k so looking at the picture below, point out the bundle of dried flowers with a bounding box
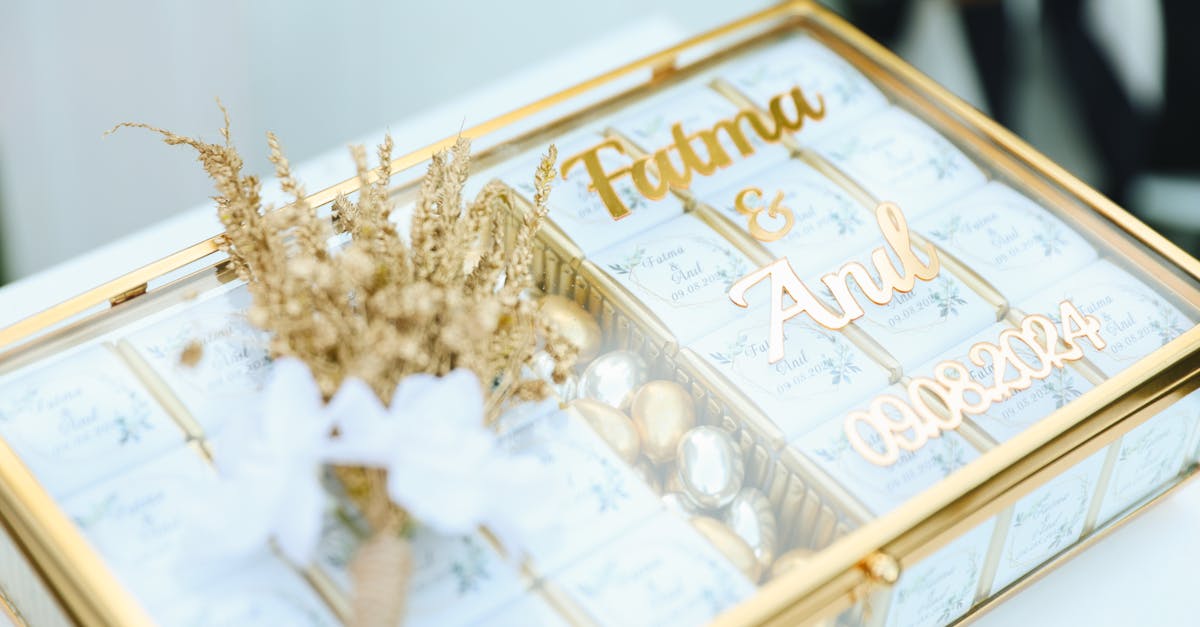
[110,106,575,626]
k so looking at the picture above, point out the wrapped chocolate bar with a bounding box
[552,514,755,627]
[590,214,754,344]
[987,451,1107,595]
[705,159,883,276]
[689,317,891,440]
[496,406,661,572]
[120,283,272,437]
[0,344,187,497]
[910,322,1098,445]
[881,519,997,627]
[793,383,982,517]
[157,558,339,627]
[1015,260,1193,377]
[489,128,685,256]
[403,526,531,627]
[915,182,1098,301]
[812,107,987,217]
[720,35,888,141]
[60,446,217,606]
[1093,391,1200,525]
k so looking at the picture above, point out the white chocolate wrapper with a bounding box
[989,449,1106,594]
[794,383,981,516]
[884,517,997,627]
[824,253,998,372]
[122,283,272,437]
[1095,392,1200,524]
[552,514,755,627]
[591,214,755,344]
[492,128,685,256]
[497,409,660,573]
[606,82,792,198]
[61,445,218,605]
[1017,259,1194,377]
[813,107,986,218]
[911,322,1096,445]
[707,158,882,276]
[405,525,529,627]
[479,591,570,627]
[722,35,888,141]
[155,557,338,627]
[0,344,186,497]
[916,182,1097,302]
[689,317,891,440]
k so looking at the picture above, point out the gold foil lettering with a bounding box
[728,202,939,363]
[845,301,1106,465]
[563,86,825,219]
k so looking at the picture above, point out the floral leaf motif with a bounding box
[830,67,864,102]
[1148,299,1186,345]
[1045,370,1083,408]
[712,245,750,291]
[829,204,863,236]
[929,214,963,243]
[450,537,492,594]
[711,333,749,366]
[607,246,645,276]
[931,281,967,319]
[115,391,155,445]
[619,186,646,212]
[1032,225,1066,257]
[926,144,961,180]
[821,342,861,386]
[812,433,851,463]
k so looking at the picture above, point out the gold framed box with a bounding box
[1,2,1199,626]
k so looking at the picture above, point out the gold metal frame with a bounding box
[1,2,1198,625]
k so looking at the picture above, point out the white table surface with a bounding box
[0,16,1195,627]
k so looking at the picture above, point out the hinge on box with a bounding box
[650,56,677,82]
[109,283,148,307]
[215,259,238,284]
[860,551,900,585]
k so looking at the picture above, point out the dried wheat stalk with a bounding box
[111,104,573,625]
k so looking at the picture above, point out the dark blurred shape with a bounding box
[839,0,1200,211]
[1042,0,1145,206]
[1152,1,1200,176]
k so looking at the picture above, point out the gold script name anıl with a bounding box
[561,86,826,220]
[728,202,940,364]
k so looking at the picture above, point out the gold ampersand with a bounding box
[735,187,795,242]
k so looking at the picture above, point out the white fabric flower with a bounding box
[187,358,337,565]
[326,369,559,553]
[186,358,558,569]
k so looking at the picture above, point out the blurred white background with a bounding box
[0,0,778,280]
[2,0,1189,284]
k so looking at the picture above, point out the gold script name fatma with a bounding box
[560,86,826,220]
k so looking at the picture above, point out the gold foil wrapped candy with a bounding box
[570,399,640,464]
[634,460,662,493]
[630,380,696,463]
[675,425,744,508]
[538,295,603,363]
[578,351,648,410]
[722,487,777,571]
[691,516,762,582]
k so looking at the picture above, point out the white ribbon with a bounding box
[187,358,556,566]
